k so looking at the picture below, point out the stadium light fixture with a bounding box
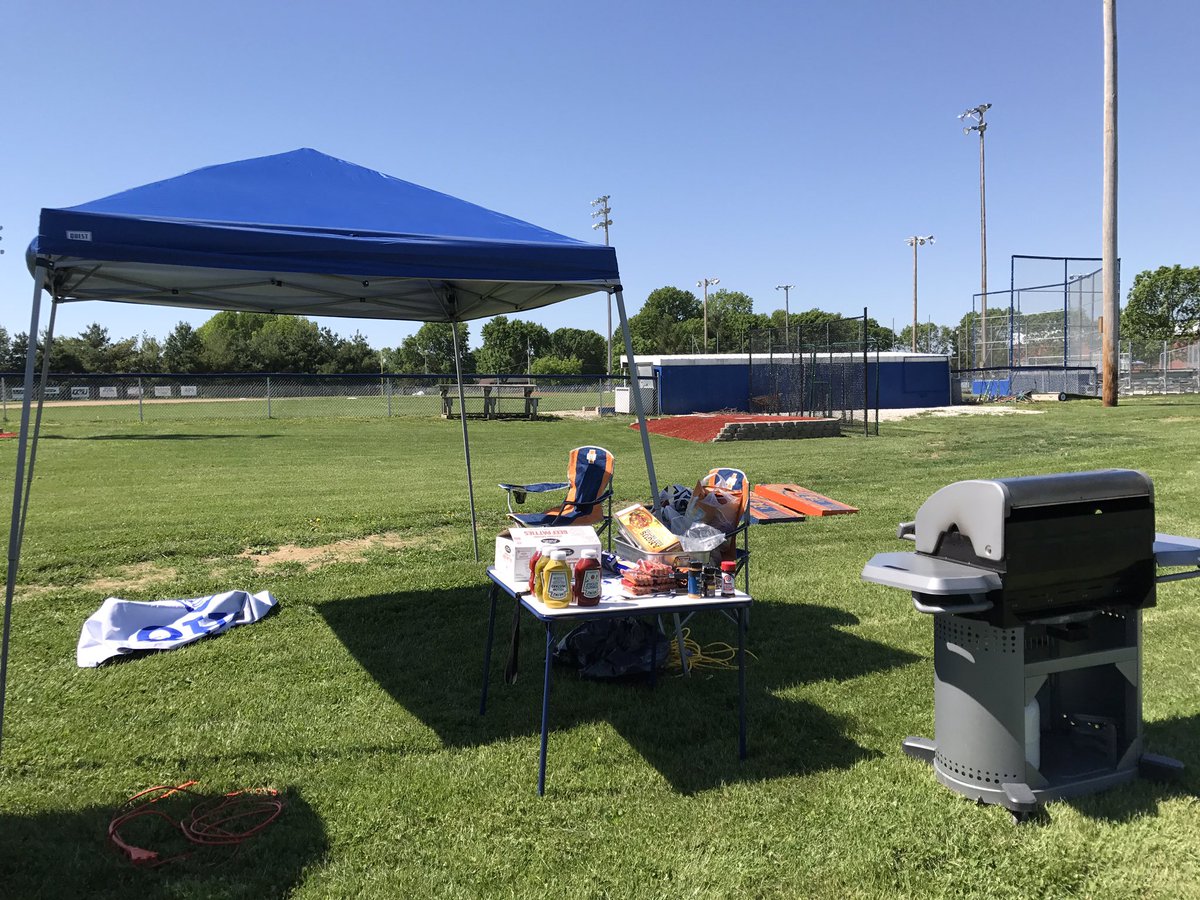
[590,195,613,373]
[775,284,794,349]
[959,102,991,366]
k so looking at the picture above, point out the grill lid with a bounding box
[913,469,1153,563]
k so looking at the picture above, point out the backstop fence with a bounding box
[747,309,878,435]
[0,372,659,424]
[956,255,1118,399]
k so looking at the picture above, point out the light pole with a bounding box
[591,196,613,373]
[904,236,934,352]
[697,277,719,352]
[960,102,991,367]
[775,284,794,349]
[1101,0,1118,406]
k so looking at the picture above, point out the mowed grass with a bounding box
[1,397,1199,899]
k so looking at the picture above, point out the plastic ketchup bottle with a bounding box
[574,549,602,607]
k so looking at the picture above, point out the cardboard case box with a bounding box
[494,526,603,582]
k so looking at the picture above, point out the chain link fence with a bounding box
[0,372,658,424]
[1121,339,1200,395]
[747,313,878,435]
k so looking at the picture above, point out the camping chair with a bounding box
[499,446,615,545]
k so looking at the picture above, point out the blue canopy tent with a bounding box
[2,148,660,754]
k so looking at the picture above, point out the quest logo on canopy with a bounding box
[66,230,92,241]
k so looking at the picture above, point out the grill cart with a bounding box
[862,469,1200,819]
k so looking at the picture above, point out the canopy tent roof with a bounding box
[29,148,620,321]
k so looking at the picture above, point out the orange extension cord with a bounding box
[108,781,285,867]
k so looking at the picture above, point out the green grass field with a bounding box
[1,398,1199,898]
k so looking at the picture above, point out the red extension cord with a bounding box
[108,781,285,867]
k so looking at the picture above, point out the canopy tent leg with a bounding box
[1,265,48,758]
[452,321,480,562]
[614,290,659,507]
[18,299,57,551]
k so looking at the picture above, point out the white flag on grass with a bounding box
[77,590,278,667]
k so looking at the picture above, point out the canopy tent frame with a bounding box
[0,150,661,757]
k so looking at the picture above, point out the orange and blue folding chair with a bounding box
[500,446,615,542]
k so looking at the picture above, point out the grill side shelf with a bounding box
[1153,533,1200,581]
[862,551,1003,603]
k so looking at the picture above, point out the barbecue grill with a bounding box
[862,469,1200,818]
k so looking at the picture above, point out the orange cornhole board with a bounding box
[748,493,806,524]
[755,483,858,517]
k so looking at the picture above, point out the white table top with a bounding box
[487,566,752,620]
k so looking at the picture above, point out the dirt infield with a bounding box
[632,413,821,443]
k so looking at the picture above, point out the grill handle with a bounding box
[911,593,994,616]
[897,521,916,542]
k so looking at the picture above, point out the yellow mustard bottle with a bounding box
[530,552,554,600]
[541,550,572,609]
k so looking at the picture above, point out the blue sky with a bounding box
[2,1,1196,350]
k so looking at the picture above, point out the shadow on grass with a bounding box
[0,786,327,900]
[1062,712,1200,823]
[42,433,281,441]
[321,586,920,795]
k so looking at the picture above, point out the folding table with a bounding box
[479,567,752,795]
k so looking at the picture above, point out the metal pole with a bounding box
[137,377,144,422]
[1102,0,1119,406]
[979,122,989,368]
[912,240,919,352]
[1,377,6,423]
[266,375,272,419]
[614,289,659,508]
[451,321,480,561]
[863,308,869,437]
[18,300,57,553]
[2,264,47,758]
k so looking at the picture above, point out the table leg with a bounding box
[672,613,689,676]
[650,620,657,689]
[737,607,747,760]
[538,622,554,796]
[479,582,498,715]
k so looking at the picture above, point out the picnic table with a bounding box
[438,383,539,419]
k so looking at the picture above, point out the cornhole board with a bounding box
[755,483,858,517]
[748,493,806,524]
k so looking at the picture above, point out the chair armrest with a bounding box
[498,482,569,494]
[499,481,568,514]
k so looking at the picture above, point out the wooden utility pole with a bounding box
[1102,0,1119,406]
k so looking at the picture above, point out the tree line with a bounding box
[0,311,611,376]
[16,269,1185,376]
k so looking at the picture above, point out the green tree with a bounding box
[197,311,271,370]
[548,327,606,373]
[706,289,762,353]
[131,334,164,372]
[1121,265,1200,342]
[475,316,550,374]
[529,355,582,376]
[320,330,379,374]
[162,322,206,373]
[897,323,956,355]
[249,316,324,371]
[389,322,465,374]
[628,287,701,355]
